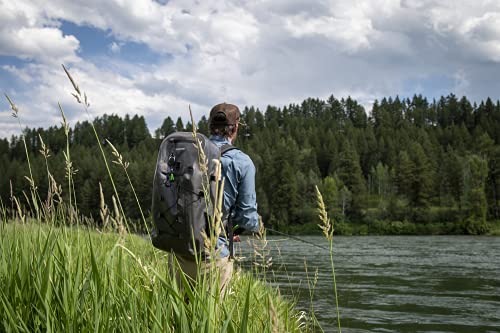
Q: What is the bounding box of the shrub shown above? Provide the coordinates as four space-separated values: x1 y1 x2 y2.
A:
460 217 490 235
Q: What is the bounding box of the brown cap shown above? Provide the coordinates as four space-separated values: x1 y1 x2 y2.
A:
208 103 240 127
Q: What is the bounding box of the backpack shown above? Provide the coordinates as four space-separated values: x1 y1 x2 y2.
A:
151 132 237 258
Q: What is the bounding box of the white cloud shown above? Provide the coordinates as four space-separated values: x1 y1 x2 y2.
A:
459 12 500 61
0 114 22 139
2 65 33 83
0 1 80 64
284 14 373 52
2 0 500 137
0 27 80 63
425 1 500 62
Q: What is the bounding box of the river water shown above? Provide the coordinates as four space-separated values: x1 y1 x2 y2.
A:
234 236 500 333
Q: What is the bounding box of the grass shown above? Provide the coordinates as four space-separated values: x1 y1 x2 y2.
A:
0 221 306 332
315 186 341 333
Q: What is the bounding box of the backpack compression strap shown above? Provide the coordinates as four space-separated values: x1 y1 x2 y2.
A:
220 143 239 259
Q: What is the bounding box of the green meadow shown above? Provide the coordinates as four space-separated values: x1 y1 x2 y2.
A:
0 221 306 332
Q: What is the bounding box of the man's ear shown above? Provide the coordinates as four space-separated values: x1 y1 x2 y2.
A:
229 123 238 142
233 123 239 137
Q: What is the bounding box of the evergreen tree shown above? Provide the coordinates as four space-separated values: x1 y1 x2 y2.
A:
175 117 184 131
197 116 209 136
409 143 433 207
155 116 175 139
487 146 500 219
3 93 500 234
461 154 489 234
321 176 339 214
397 150 414 200
336 140 366 215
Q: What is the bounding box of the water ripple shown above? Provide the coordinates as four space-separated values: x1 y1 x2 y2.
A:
235 235 500 333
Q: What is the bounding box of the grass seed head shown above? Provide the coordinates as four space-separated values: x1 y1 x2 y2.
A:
58 103 70 135
38 134 50 158
111 195 126 235
48 174 62 203
63 64 90 108
13 197 25 223
23 176 37 191
315 185 333 241
99 183 109 230
5 94 19 118
62 64 80 95
107 139 129 170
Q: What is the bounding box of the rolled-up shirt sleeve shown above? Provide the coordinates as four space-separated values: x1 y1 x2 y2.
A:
232 160 259 232
222 152 259 233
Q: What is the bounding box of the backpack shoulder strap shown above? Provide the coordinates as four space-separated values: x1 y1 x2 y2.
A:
219 143 239 259
220 144 239 156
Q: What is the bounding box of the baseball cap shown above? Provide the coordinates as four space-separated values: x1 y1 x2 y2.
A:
208 103 240 126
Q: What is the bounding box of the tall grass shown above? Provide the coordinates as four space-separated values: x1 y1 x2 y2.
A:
0 66 307 332
62 64 130 233
0 223 304 332
5 94 41 221
315 186 341 332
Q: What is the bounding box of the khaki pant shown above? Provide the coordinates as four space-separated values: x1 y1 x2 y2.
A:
170 254 234 296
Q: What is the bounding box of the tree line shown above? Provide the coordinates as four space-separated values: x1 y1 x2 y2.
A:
1 94 500 234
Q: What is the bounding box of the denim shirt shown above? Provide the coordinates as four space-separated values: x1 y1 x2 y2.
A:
210 135 259 257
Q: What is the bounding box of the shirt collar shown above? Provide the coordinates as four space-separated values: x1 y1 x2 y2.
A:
209 135 232 145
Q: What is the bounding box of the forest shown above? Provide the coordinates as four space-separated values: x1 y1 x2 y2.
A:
1 93 500 235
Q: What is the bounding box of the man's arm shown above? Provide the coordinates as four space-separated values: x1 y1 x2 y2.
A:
231 159 259 232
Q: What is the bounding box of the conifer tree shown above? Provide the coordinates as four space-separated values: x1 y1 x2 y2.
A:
155 116 175 139
175 117 184 131
409 142 434 207
337 140 366 215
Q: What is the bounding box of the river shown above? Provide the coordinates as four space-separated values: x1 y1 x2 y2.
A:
234 236 500 333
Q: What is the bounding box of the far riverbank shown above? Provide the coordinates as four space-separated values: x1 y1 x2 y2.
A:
276 220 500 236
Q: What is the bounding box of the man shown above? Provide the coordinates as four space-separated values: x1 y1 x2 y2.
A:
209 102 260 246
174 102 260 292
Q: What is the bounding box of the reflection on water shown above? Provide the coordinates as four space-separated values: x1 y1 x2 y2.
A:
235 236 500 333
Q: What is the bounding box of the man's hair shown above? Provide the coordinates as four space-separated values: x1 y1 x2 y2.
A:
208 103 240 137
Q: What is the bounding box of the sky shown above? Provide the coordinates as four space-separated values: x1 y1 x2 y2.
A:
1 0 500 138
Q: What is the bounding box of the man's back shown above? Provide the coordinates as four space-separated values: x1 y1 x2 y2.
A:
212 136 259 230
210 135 259 257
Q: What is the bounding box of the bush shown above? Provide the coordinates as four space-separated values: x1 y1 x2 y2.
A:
354 224 368 236
281 222 322 235
368 220 417 235
487 220 500 235
336 221 354 235
460 217 490 235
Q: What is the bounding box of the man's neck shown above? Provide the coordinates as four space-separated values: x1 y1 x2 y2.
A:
210 135 232 144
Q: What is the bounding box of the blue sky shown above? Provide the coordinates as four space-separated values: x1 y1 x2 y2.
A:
59 21 163 65
1 0 500 138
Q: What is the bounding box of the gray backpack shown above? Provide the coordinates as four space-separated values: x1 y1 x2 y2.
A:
151 132 236 258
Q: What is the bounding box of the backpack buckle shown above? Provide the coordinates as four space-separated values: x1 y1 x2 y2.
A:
168 153 175 166
164 172 175 187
